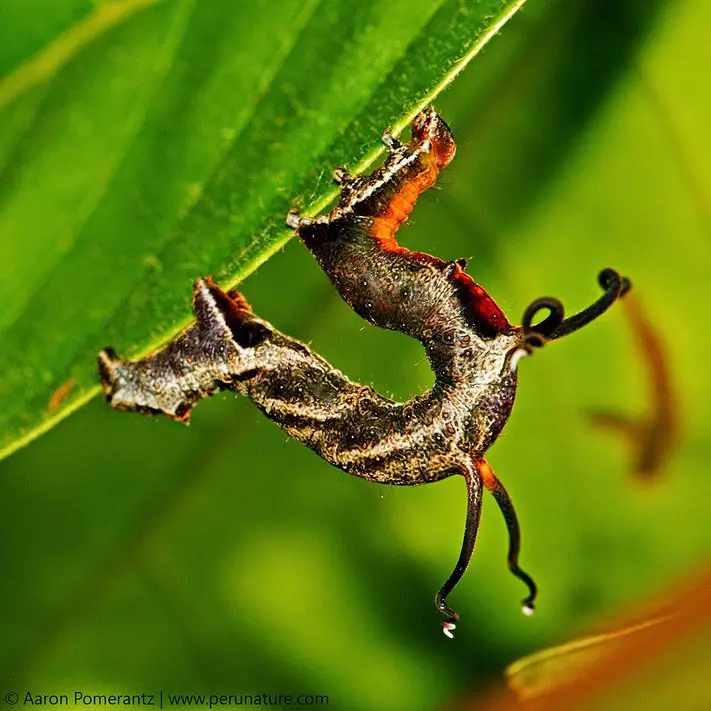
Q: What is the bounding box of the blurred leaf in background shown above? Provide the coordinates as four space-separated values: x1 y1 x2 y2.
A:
1 0 710 710
497 569 711 710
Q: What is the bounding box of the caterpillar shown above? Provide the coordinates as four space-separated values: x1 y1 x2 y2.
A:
99 109 629 637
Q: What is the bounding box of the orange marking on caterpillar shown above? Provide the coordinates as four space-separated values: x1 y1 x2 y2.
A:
478 458 498 490
369 169 439 245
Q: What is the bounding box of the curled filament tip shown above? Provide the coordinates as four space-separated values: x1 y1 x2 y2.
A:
521 268 630 345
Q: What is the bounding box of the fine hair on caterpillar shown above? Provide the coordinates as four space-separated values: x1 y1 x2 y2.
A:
99 108 630 637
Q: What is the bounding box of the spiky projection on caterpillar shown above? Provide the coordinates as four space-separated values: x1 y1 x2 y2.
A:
99 109 630 637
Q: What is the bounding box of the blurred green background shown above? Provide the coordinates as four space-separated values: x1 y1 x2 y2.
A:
1 0 710 709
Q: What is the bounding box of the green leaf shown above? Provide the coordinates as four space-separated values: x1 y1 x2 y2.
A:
2 1 710 710
0 0 528 460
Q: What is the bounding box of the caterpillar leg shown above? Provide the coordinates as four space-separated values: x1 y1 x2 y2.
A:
332 166 357 186
286 209 312 230
381 128 401 151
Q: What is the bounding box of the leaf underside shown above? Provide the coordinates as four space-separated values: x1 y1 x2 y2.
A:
2 1 711 708
0 0 528 460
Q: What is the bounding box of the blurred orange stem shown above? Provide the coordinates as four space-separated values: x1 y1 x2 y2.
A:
590 292 678 480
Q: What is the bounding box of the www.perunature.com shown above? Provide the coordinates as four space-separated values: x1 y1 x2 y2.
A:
5 692 329 708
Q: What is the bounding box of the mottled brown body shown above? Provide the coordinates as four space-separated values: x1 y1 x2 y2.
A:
289 109 510 346
99 109 630 637
100 278 519 487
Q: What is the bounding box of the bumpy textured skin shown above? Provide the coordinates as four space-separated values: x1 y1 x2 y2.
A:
99 109 628 635
291 110 511 343
100 110 524 487
99 277 520 487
